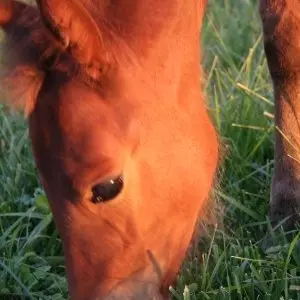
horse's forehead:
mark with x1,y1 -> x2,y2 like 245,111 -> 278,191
49,80 -> 139,150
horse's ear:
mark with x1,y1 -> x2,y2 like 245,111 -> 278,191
36,0 -> 106,72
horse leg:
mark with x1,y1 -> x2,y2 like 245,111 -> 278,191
260,0 -> 300,229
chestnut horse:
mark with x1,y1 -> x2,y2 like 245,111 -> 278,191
0,0 -> 298,299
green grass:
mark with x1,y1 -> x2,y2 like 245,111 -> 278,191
1,0 -> 300,299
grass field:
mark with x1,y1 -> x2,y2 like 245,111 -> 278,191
1,0 -> 300,299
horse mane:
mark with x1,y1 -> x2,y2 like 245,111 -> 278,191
0,1 -> 76,116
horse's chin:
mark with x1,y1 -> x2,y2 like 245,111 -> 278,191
92,279 -> 167,300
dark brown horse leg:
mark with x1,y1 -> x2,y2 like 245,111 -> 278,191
260,0 -> 300,230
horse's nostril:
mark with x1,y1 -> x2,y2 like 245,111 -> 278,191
91,175 -> 123,203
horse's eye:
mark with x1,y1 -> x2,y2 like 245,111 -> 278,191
91,176 -> 123,203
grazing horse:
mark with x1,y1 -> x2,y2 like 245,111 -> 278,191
0,0 -> 298,299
